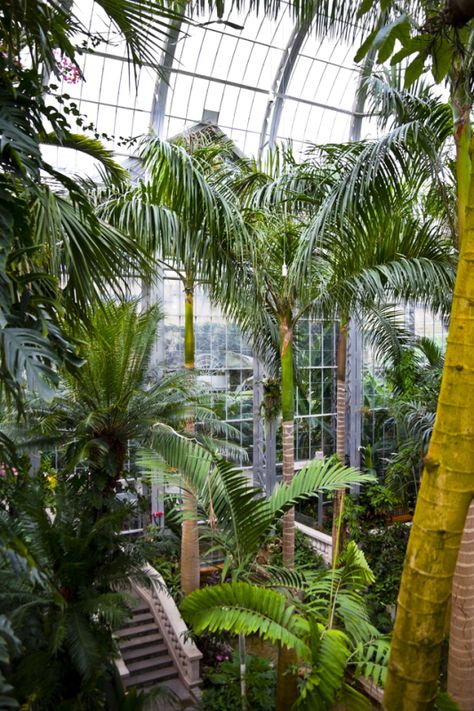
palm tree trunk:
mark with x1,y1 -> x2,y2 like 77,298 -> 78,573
180,281 -> 200,596
446,84 -> 474,710
383,133 -> 474,710
276,315 -> 298,711
280,316 -> 295,568
332,322 -> 347,563
447,500 -> 474,710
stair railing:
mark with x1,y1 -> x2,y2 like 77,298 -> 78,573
295,520 -> 333,564
131,563 -> 202,690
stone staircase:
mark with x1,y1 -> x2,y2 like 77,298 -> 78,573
114,567 -> 202,708
117,597 -> 196,707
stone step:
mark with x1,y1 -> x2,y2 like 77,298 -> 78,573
124,665 -> 178,689
116,622 -> 157,638
129,611 -> 154,625
119,631 -> 163,650
131,601 -> 149,613
121,642 -> 168,661
127,654 -> 173,675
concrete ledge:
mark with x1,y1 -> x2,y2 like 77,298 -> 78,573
295,521 -> 332,565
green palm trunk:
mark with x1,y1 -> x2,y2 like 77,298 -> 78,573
181,280 -> 201,596
384,133 -> 474,710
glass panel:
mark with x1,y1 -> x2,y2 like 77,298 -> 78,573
295,419 -> 310,461
164,323 -> 184,368
321,416 -> 335,456
323,370 -> 336,415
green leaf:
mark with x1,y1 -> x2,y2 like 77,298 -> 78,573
373,15 -> 409,51
431,39 -> 454,83
391,34 -> 431,66
355,637 -> 391,687
354,29 -> 378,63
405,52 -> 427,88
357,0 -> 377,19
296,624 -> 352,711
391,45 -> 418,65
371,16 -> 411,64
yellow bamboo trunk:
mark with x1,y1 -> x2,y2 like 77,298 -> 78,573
447,89 -> 474,708
383,137 -> 474,710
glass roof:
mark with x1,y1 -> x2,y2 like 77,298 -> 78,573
44,2 -> 370,173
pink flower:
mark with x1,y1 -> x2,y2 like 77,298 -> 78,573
152,511 -> 164,518
53,49 -> 82,85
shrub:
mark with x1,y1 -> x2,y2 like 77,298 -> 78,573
199,654 -> 276,711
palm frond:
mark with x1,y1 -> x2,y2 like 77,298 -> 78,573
31,187 -> 149,310
40,132 -> 127,186
295,621 -> 353,711
359,304 -> 412,366
93,0 -> 188,73
354,637 -> 391,688
269,458 -> 375,515
180,581 -> 310,658
192,0 -> 380,41
0,327 -> 60,402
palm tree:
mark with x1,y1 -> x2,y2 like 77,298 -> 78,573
214,210 -> 324,570
306,204 -> 454,559
218,144 -> 453,567
99,135 -> 245,594
17,301 -> 207,498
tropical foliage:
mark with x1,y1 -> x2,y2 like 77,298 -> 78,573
14,302 -> 199,487
97,133 -> 246,594
0,467 -> 144,707
199,655 -> 276,711
3,1 -> 474,710
181,542 -> 389,711
0,0 -> 173,413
